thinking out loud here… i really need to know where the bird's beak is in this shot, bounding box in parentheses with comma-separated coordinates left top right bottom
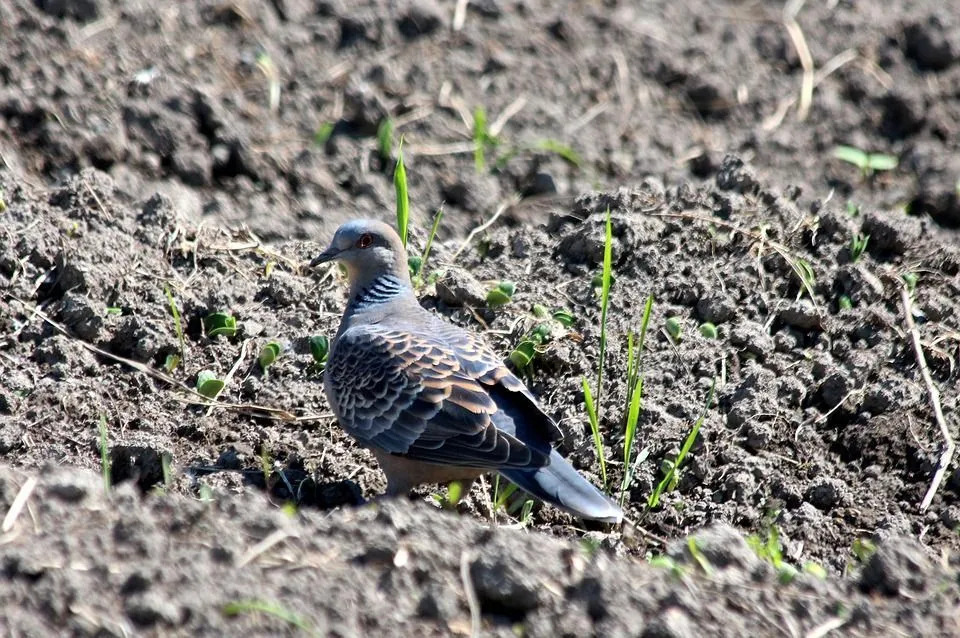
(308, 247, 339, 268)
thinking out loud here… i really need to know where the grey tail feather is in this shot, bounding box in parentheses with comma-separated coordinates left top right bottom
(500, 450, 623, 524)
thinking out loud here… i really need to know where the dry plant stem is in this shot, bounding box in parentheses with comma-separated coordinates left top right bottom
(451, 195, 520, 260)
(901, 288, 954, 511)
(5, 294, 296, 421)
(782, 0, 813, 121)
(1, 476, 38, 533)
(460, 551, 480, 638)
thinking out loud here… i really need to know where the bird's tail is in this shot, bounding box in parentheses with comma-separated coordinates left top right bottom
(500, 450, 623, 524)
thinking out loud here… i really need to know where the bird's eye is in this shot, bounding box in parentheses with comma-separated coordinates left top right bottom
(355, 233, 373, 249)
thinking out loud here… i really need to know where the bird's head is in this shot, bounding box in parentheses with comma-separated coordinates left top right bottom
(308, 219, 410, 289)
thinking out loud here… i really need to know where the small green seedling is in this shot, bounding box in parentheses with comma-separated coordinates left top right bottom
(254, 50, 281, 112)
(698, 322, 718, 339)
(309, 335, 330, 368)
(377, 118, 394, 161)
(648, 380, 715, 508)
(833, 145, 898, 177)
(852, 537, 876, 563)
(552, 309, 575, 327)
(509, 339, 538, 369)
(845, 201, 860, 217)
(98, 414, 111, 493)
(649, 554, 686, 579)
(222, 600, 314, 634)
(838, 295, 853, 310)
(793, 259, 816, 301)
(394, 140, 409, 248)
(472, 106, 499, 173)
(258, 341, 282, 371)
(163, 354, 181, 373)
(581, 377, 608, 490)
(665, 317, 683, 343)
(902, 272, 918, 293)
(486, 281, 516, 307)
(849, 233, 869, 263)
(314, 122, 334, 146)
(0, 188, 6, 212)
(535, 139, 582, 167)
(687, 537, 715, 576)
(196, 370, 225, 399)
(106, 306, 122, 315)
(204, 312, 237, 338)
(164, 285, 186, 366)
(596, 209, 613, 402)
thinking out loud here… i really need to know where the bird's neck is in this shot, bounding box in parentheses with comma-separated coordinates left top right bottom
(338, 273, 416, 337)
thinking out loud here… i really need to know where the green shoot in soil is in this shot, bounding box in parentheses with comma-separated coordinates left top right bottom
(620, 295, 653, 506)
(223, 599, 315, 635)
(486, 281, 516, 307)
(309, 335, 329, 369)
(665, 316, 682, 343)
(314, 122, 334, 147)
(394, 140, 409, 247)
(164, 284, 186, 367)
(648, 379, 715, 508)
(535, 139, 582, 167)
(792, 259, 816, 301)
(196, 370, 225, 399)
(849, 233, 869, 263)
(258, 341, 282, 371)
(204, 312, 237, 338)
(377, 118, 394, 161)
(596, 208, 613, 405)
(582, 377, 608, 490)
(832, 145, 898, 177)
(98, 414, 110, 493)
(699, 322, 718, 339)
(472, 106, 493, 172)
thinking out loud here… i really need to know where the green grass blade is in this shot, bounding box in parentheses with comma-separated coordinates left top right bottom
(596, 208, 613, 409)
(582, 377, 608, 490)
(648, 379, 715, 509)
(473, 107, 487, 173)
(163, 284, 186, 359)
(98, 414, 110, 493)
(420, 205, 444, 270)
(394, 140, 409, 247)
(222, 599, 314, 633)
(832, 145, 868, 169)
(620, 375, 644, 507)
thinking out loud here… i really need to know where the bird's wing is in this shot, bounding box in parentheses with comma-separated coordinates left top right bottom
(326, 323, 557, 469)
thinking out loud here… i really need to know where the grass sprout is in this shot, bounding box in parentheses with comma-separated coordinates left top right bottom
(792, 259, 816, 301)
(314, 122, 334, 146)
(849, 233, 869, 263)
(620, 295, 653, 506)
(394, 140, 409, 248)
(254, 50, 281, 113)
(164, 284, 186, 366)
(98, 414, 110, 493)
(222, 599, 315, 634)
(535, 139, 582, 167)
(582, 377, 608, 490)
(596, 209, 613, 404)
(833, 145, 898, 177)
(377, 118, 394, 161)
(665, 316, 682, 343)
(472, 106, 498, 172)
(648, 379, 715, 509)
(838, 295, 853, 310)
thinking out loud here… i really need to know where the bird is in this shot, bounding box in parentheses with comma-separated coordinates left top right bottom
(309, 218, 622, 523)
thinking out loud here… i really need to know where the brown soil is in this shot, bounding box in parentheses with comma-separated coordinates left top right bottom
(2, 0, 959, 635)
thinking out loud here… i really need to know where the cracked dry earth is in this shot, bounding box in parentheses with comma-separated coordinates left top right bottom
(2, 0, 960, 636)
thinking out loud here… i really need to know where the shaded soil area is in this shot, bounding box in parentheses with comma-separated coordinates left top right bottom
(2, 0, 960, 635)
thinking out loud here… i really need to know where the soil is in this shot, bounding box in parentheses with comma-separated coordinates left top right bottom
(2, 0, 960, 635)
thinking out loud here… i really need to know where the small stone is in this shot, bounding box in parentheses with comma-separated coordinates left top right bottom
(804, 477, 846, 510)
(435, 269, 487, 308)
(641, 607, 695, 638)
(860, 537, 935, 595)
